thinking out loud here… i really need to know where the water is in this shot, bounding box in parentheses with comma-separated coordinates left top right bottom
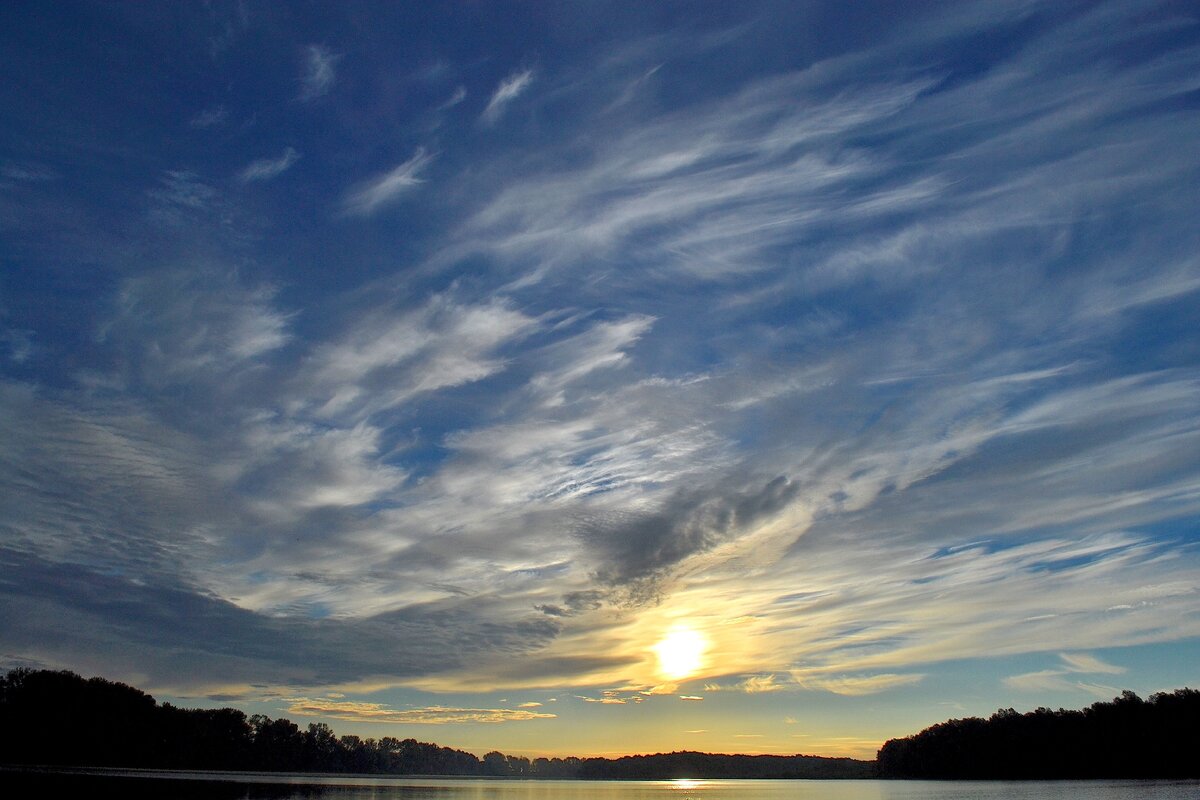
(3, 770, 1198, 800)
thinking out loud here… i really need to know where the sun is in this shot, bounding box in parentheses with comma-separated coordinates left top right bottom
(653, 624, 708, 681)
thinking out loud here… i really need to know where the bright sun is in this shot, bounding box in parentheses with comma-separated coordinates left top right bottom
(653, 624, 708, 681)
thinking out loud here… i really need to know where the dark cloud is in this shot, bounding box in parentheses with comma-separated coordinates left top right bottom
(581, 476, 800, 586)
(0, 548, 562, 691)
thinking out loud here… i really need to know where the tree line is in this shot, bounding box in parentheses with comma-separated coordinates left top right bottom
(876, 687, 1200, 779)
(0, 669, 870, 778)
(7, 668, 1196, 780)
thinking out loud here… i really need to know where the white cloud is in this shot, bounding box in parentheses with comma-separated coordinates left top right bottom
(239, 148, 300, 182)
(481, 68, 534, 124)
(1058, 652, 1127, 675)
(300, 45, 339, 101)
(296, 293, 535, 421)
(790, 673, 925, 697)
(341, 149, 433, 216)
(1004, 652, 1127, 694)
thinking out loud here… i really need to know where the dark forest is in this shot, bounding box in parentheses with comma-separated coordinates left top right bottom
(876, 687, 1200, 779)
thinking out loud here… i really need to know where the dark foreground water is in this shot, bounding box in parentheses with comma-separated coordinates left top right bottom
(3, 769, 1198, 800)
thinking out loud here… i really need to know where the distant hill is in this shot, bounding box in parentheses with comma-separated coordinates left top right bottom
(877, 688, 1200, 779)
(0, 668, 871, 778)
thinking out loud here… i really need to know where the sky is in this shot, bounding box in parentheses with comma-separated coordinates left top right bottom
(1, 0, 1199, 760)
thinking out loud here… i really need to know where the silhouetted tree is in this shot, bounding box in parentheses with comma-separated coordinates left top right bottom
(877, 688, 1200, 779)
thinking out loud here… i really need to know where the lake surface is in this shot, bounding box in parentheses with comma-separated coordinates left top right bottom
(4, 770, 1199, 800)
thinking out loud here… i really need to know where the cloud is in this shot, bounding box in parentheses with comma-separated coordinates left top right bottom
(517, 701, 543, 708)
(439, 86, 467, 110)
(481, 68, 534, 124)
(341, 149, 433, 216)
(1, 161, 58, 183)
(1002, 672, 1122, 698)
(286, 697, 556, 724)
(704, 674, 783, 693)
(239, 148, 300, 183)
(678, 695, 703, 701)
(189, 105, 228, 128)
(1, 329, 34, 363)
(0, 545, 564, 693)
(576, 690, 644, 705)
(455, 73, 931, 284)
(148, 170, 216, 212)
(295, 293, 535, 421)
(1004, 652, 1128, 694)
(300, 45, 340, 101)
(103, 268, 291, 386)
(583, 475, 801, 585)
(790, 674, 925, 697)
(1058, 652, 1127, 675)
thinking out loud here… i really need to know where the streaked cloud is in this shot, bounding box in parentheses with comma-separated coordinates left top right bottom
(440, 86, 467, 110)
(148, 170, 216, 212)
(287, 697, 556, 724)
(341, 149, 433, 216)
(704, 675, 783, 694)
(481, 68, 534, 124)
(1005, 652, 1128, 694)
(1058, 653, 1127, 676)
(790, 674, 925, 697)
(239, 147, 300, 183)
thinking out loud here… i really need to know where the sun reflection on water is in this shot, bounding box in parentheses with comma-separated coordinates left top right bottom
(667, 778, 707, 791)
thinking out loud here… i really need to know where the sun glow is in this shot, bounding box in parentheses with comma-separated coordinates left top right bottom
(653, 625, 709, 681)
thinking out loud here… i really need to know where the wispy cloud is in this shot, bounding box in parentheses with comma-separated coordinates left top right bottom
(440, 86, 467, 110)
(189, 105, 228, 128)
(1058, 653, 1127, 675)
(286, 697, 556, 724)
(148, 170, 216, 211)
(105, 269, 291, 384)
(295, 292, 535, 421)
(300, 45, 339, 101)
(341, 149, 433, 216)
(1005, 652, 1128, 695)
(0, 329, 34, 363)
(481, 68, 534, 124)
(1, 161, 58, 184)
(790, 674, 925, 697)
(239, 148, 300, 183)
(704, 674, 783, 693)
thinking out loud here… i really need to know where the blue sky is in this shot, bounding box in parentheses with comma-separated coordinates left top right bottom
(1, 0, 1199, 758)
